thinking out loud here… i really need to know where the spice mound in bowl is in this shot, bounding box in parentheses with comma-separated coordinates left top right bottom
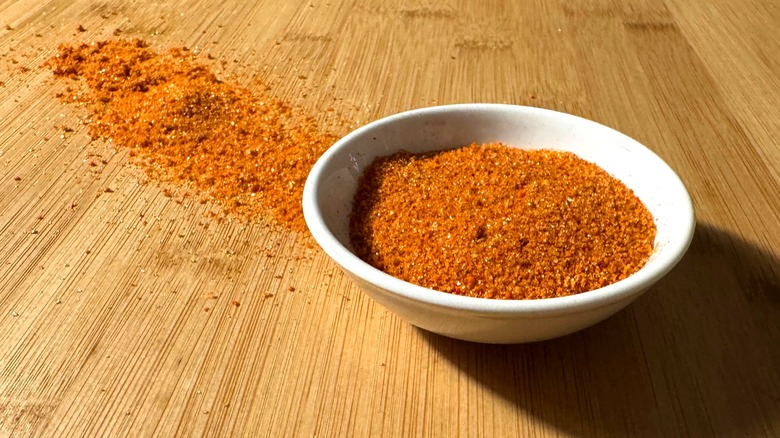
(350, 143, 656, 300)
(303, 104, 694, 343)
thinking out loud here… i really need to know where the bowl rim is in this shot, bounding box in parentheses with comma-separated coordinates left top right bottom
(303, 103, 695, 316)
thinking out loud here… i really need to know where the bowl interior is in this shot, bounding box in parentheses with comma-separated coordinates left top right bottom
(305, 104, 694, 308)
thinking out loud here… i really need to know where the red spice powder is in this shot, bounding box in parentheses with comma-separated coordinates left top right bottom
(46, 39, 334, 232)
(350, 143, 657, 299)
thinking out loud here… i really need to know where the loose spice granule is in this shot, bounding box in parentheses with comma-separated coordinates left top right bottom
(46, 39, 334, 232)
(350, 143, 657, 300)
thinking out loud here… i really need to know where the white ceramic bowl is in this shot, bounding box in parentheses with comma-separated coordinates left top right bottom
(303, 104, 694, 344)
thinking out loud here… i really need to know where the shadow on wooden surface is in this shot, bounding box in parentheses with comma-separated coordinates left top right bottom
(420, 222, 779, 436)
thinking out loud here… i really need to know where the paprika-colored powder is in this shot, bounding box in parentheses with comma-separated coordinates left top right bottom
(47, 39, 334, 232)
(350, 143, 657, 299)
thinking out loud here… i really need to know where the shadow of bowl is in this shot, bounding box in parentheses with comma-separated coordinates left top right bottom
(419, 222, 779, 436)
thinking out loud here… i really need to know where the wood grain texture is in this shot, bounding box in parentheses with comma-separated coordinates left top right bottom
(0, 0, 778, 436)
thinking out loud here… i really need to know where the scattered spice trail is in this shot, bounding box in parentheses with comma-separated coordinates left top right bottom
(47, 39, 335, 232)
(350, 143, 657, 300)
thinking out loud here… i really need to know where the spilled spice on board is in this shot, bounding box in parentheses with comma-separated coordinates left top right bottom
(46, 39, 335, 232)
(350, 143, 657, 300)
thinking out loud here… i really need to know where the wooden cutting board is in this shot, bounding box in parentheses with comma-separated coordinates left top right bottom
(1, 0, 778, 436)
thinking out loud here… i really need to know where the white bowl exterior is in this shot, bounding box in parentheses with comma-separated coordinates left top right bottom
(346, 271, 646, 343)
(304, 104, 694, 343)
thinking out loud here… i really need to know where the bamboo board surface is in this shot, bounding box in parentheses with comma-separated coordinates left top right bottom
(0, 0, 779, 436)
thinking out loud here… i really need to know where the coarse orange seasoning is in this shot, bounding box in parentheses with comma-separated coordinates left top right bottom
(350, 143, 657, 300)
(46, 39, 334, 232)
